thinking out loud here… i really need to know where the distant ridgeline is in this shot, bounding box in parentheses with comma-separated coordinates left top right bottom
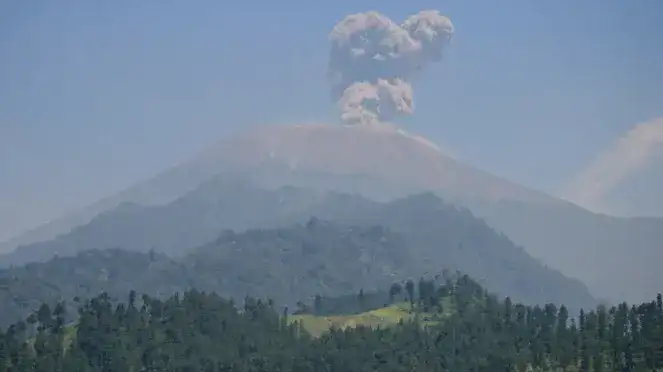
(1, 273, 662, 372)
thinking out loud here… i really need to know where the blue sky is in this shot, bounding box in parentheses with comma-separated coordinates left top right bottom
(1, 0, 662, 241)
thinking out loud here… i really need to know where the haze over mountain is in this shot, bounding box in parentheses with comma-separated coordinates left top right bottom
(0, 123, 554, 251)
(3, 2, 662, 243)
(561, 116, 663, 216)
(2, 4, 663, 372)
(1, 2, 662, 315)
(2, 122, 661, 305)
(0, 178, 598, 327)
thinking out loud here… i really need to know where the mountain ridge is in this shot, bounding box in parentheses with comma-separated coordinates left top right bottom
(2, 123, 661, 305)
(0, 178, 597, 310)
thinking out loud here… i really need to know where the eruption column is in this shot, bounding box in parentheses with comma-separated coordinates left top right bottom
(328, 10, 454, 126)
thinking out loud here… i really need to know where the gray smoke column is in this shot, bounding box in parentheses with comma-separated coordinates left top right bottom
(328, 10, 454, 125)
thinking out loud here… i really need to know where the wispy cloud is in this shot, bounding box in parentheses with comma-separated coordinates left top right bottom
(561, 117, 663, 214)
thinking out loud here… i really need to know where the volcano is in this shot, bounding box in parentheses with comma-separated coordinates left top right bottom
(0, 123, 557, 252)
(193, 123, 558, 203)
(2, 123, 662, 304)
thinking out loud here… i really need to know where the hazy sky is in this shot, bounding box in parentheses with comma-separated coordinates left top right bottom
(1, 0, 662, 242)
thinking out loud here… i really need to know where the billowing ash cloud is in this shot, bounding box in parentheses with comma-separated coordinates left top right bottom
(328, 10, 454, 125)
(562, 117, 663, 213)
(338, 78, 413, 125)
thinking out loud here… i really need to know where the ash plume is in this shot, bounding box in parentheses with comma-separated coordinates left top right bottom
(562, 117, 663, 213)
(328, 10, 454, 126)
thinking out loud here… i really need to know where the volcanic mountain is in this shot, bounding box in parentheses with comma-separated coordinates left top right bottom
(194, 123, 559, 202)
(0, 123, 556, 251)
(2, 123, 661, 304)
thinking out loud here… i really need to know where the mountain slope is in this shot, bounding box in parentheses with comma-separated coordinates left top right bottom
(0, 249, 189, 327)
(309, 192, 596, 310)
(0, 216, 595, 328)
(469, 199, 663, 304)
(174, 123, 663, 304)
(0, 123, 556, 253)
(0, 180, 596, 314)
(2, 123, 660, 304)
(0, 177, 326, 265)
(0, 221, 412, 328)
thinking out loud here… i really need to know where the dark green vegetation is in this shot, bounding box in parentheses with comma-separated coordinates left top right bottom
(0, 207, 596, 328)
(0, 249, 189, 328)
(1, 220, 405, 328)
(1, 275, 662, 372)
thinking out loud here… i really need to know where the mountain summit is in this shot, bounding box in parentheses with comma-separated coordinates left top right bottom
(195, 123, 556, 204)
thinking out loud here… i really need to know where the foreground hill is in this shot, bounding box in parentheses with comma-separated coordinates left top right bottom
(0, 216, 595, 327)
(0, 249, 188, 327)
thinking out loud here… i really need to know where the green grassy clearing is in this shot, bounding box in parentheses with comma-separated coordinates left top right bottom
(291, 298, 455, 337)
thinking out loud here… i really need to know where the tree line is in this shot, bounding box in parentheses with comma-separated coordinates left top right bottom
(1, 274, 662, 371)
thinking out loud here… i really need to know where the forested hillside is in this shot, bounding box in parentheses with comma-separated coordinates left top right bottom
(0, 215, 596, 327)
(0, 221, 408, 327)
(308, 192, 595, 310)
(1, 274, 661, 372)
(0, 178, 596, 313)
(0, 249, 189, 328)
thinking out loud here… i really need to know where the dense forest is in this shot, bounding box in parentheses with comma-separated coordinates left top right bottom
(1, 275, 661, 372)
